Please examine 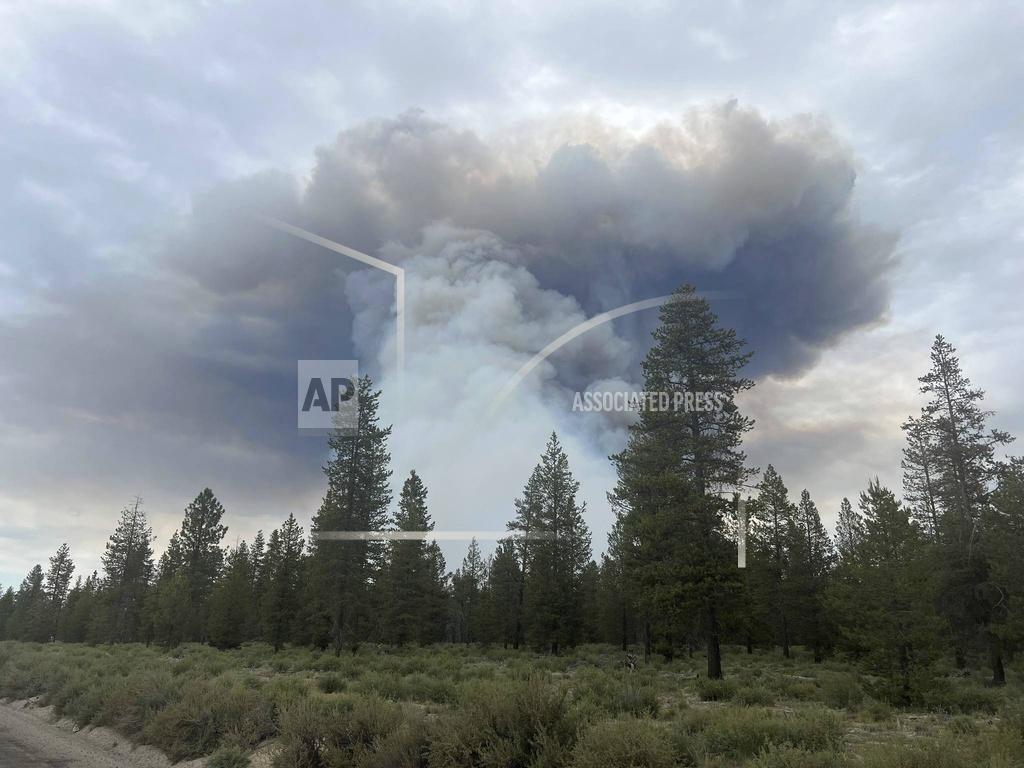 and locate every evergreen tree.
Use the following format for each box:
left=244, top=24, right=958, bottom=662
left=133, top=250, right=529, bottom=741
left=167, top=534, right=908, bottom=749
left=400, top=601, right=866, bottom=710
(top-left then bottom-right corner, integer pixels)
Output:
left=980, top=458, right=1024, bottom=684
left=208, top=541, right=253, bottom=649
left=264, top=514, right=305, bottom=651
left=43, top=542, right=75, bottom=639
left=595, top=539, right=636, bottom=651
left=0, top=587, right=15, bottom=639
left=901, top=416, right=942, bottom=537
left=481, top=538, right=523, bottom=648
left=512, top=434, right=592, bottom=654
left=788, top=489, right=836, bottom=661
left=903, top=335, right=1012, bottom=673
left=747, top=465, right=797, bottom=657
left=175, top=488, right=229, bottom=640
left=8, top=565, right=46, bottom=641
left=249, top=530, right=268, bottom=641
left=450, top=538, right=487, bottom=643
left=833, top=480, right=940, bottom=703
left=380, top=471, right=447, bottom=645
left=834, top=497, right=864, bottom=561
left=58, top=574, right=96, bottom=643
left=147, top=570, right=190, bottom=647
left=100, top=497, right=154, bottom=643
left=610, top=284, right=754, bottom=678
left=307, top=376, right=392, bottom=652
